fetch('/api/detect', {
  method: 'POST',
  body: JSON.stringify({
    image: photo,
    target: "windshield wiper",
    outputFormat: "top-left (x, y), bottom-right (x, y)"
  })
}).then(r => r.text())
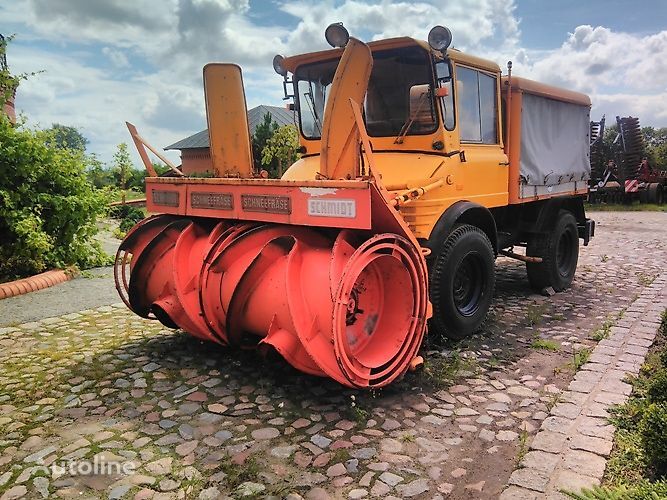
top-left (394, 88), bottom-right (430, 144)
top-left (305, 80), bottom-right (323, 135)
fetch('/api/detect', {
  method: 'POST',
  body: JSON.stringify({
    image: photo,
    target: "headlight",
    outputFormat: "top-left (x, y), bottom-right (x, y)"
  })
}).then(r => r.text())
top-left (428, 26), bottom-right (452, 52)
top-left (272, 54), bottom-right (287, 76)
top-left (325, 23), bottom-right (349, 48)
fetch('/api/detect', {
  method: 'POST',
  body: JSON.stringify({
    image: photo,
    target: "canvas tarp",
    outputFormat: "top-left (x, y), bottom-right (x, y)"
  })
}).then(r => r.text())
top-left (520, 93), bottom-right (590, 187)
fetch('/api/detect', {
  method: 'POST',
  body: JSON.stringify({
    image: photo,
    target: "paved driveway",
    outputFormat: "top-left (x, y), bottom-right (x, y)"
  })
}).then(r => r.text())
top-left (0, 211), bottom-right (665, 499)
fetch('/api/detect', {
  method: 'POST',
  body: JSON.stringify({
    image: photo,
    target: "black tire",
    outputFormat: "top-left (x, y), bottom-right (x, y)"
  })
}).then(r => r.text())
top-left (429, 224), bottom-right (495, 340)
top-left (526, 210), bottom-right (579, 292)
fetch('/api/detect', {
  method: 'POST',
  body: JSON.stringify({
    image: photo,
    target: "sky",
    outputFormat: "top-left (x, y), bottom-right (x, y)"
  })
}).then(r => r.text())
top-left (2, 0), bottom-right (667, 166)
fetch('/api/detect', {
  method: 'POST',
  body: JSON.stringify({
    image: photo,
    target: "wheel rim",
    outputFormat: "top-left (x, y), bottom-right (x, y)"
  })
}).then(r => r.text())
top-left (452, 253), bottom-right (485, 317)
top-left (556, 228), bottom-right (574, 277)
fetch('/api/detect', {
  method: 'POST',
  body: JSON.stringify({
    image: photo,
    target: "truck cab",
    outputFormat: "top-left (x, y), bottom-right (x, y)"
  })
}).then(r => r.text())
top-left (280, 36), bottom-right (509, 239)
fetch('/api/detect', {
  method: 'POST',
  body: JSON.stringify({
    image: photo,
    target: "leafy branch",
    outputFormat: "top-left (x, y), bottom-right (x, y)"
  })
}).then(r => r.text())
top-left (1, 34), bottom-right (42, 104)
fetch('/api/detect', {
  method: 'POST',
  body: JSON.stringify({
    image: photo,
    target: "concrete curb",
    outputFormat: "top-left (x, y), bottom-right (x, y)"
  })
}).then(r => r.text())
top-left (500, 273), bottom-right (667, 500)
top-left (0, 269), bottom-right (73, 300)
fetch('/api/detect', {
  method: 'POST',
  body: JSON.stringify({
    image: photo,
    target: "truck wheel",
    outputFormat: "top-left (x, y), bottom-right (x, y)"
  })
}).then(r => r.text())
top-left (526, 210), bottom-right (579, 292)
top-left (429, 224), bottom-right (495, 340)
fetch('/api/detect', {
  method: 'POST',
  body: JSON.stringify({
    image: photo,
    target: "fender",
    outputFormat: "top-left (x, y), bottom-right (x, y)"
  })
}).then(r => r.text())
top-left (424, 201), bottom-right (498, 263)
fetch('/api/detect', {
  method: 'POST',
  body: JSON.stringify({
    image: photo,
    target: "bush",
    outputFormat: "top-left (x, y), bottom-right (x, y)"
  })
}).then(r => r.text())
top-left (647, 369), bottom-right (667, 404)
top-left (108, 204), bottom-right (144, 236)
top-left (0, 116), bottom-right (111, 280)
top-left (566, 480), bottom-right (667, 499)
top-left (640, 403), bottom-right (667, 476)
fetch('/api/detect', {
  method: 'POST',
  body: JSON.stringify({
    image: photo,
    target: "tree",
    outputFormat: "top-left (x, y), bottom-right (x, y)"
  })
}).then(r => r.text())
top-left (1, 34), bottom-right (20, 105)
top-left (112, 143), bottom-right (134, 203)
top-left (252, 112), bottom-right (279, 172)
top-left (45, 123), bottom-right (89, 152)
top-left (261, 125), bottom-right (300, 178)
top-left (641, 126), bottom-right (667, 172)
top-left (0, 117), bottom-right (110, 280)
top-left (86, 154), bottom-right (115, 188)
top-left (1, 34), bottom-right (40, 117)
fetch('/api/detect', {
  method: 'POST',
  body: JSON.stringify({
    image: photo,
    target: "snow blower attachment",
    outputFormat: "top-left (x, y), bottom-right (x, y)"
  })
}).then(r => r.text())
top-left (116, 38), bottom-right (430, 388)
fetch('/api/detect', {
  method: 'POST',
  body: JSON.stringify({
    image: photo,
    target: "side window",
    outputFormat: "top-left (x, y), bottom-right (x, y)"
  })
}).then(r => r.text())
top-left (435, 60), bottom-right (455, 130)
top-left (479, 72), bottom-right (498, 144)
top-left (457, 67), bottom-right (481, 142)
top-left (456, 66), bottom-right (498, 144)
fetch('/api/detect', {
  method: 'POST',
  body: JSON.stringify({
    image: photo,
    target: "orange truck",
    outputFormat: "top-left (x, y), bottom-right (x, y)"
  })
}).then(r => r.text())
top-left (117, 24), bottom-right (595, 388)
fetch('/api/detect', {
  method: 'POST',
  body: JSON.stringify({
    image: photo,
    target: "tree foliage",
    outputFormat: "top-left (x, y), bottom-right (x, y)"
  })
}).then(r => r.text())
top-left (261, 125), bottom-right (300, 178)
top-left (252, 112), bottom-right (279, 173)
top-left (0, 116), bottom-right (110, 280)
top-left (44, 123), bottom-right (89, 152)
top-left (598, 123), bottom-right (667, 173)
top-left (642, 126), bottom-right (667, 172)
top-left (1, 34), bottom-right (40, 105)
top-left (112, 143), bottom-right (134, 202)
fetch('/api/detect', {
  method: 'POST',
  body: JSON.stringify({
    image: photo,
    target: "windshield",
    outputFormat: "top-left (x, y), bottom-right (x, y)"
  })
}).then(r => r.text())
top-left (294, 45), bottom-right (438, 140)
top-left (295, 59), bottom-right (337, 139)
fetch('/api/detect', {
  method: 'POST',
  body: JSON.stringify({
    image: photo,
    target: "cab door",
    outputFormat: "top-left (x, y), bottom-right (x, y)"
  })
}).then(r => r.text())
top-left (449, 64), bottom-right (509, 208)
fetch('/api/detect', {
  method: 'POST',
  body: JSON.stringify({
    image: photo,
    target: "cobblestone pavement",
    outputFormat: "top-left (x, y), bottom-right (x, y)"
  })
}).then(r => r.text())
top-left (502, 274), bottom-right (667, 499)
top-left (0, 211), bottom-right (665, 500)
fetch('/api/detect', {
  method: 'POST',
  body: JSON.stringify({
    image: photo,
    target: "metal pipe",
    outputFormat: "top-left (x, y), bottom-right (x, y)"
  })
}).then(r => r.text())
top-left (391, 179), bottom-right (445, 207)
top-left (499, 249), bottom-right (542, 263)
top-left (504, 61), bottom-right (512, 157)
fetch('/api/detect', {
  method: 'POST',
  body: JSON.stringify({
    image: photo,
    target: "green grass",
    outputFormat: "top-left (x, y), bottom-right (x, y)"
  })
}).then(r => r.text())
top-left (111, 189), bottom-right (145, 203)
top-left (516, 430), bottom-right (529, 467)
top-left (525, 304), bottom-right (547, 327)
top-left (531, 338), bottom-right (560, 351)
top-left (545, 392), bottom-right (562, 412)
top-left (561, 310), bottom-right (667, 500)
top-left (637, 272), bottom-right (656, 287)
top-left (330, 448), bottom-right (351, 464)
top-left (400, 433), bottom-right (416, 443)
top-left (590, 318), bottom-right (614, 341)
top-left (597, 309), bottom-right (667, 492)
top-left (218, 454), bottom-right (260, 490)
top-left (419, 350), bottom-right (480, 388)
top-left (585, 202), bottom-right (667, 212)
top-left (571, 347), bottom-right (592, 371)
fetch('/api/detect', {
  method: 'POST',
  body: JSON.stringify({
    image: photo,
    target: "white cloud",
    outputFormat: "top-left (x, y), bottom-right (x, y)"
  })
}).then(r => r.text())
top-left (513, 25), bottom-right (667, 126)
top-left (102, 47), bottom-right (131, 68)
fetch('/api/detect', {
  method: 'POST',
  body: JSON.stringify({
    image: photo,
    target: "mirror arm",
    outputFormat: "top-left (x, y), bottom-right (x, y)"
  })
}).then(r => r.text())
top-left (282, 75), bottom-right (295, 100)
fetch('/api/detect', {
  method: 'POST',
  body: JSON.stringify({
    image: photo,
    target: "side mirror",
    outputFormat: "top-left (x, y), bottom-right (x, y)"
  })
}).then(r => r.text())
top-left (434, 59), bottom-right (451, 82)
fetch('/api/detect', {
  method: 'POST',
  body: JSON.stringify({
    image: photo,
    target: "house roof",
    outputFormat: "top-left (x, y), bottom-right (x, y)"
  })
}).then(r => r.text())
top-left (165, 104), bottom-right (295, 150)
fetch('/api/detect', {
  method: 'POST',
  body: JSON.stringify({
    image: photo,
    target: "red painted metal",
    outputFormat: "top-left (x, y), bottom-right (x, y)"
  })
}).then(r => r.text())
top-left (624, 179), bottom-right (639, 193)
top-left (115, 181), bottom-right (429, 388)
top-left (146, 178), bottom-right (373, 230)
top-left (117, 54), bottom-right (430, 387)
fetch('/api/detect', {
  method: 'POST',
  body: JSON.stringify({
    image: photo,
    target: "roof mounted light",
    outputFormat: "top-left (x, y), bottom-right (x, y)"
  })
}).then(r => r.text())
top-left (428, 25), bottom-right (453, 52)
top-left (272, 54), bottom-right (287, 76)
top-left (325, 22), bottom-right (349, 48)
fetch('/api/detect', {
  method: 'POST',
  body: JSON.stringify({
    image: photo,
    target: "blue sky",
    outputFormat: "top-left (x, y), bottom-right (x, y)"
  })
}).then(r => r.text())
top-left (2, 0), bottom-right (666, 165)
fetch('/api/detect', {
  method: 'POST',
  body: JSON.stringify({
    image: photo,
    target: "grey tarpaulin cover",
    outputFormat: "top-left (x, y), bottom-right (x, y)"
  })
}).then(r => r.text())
top-left (520, 93), bottom-right (590, 187)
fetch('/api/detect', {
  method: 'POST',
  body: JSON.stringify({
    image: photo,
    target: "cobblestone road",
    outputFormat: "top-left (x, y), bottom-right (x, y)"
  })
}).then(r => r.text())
top-left (0, 211), bottom-right (665, 500)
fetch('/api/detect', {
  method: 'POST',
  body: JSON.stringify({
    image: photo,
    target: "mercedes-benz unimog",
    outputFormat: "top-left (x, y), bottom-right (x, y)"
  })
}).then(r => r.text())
top-left (117, 24), bottom-right (595, 388)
